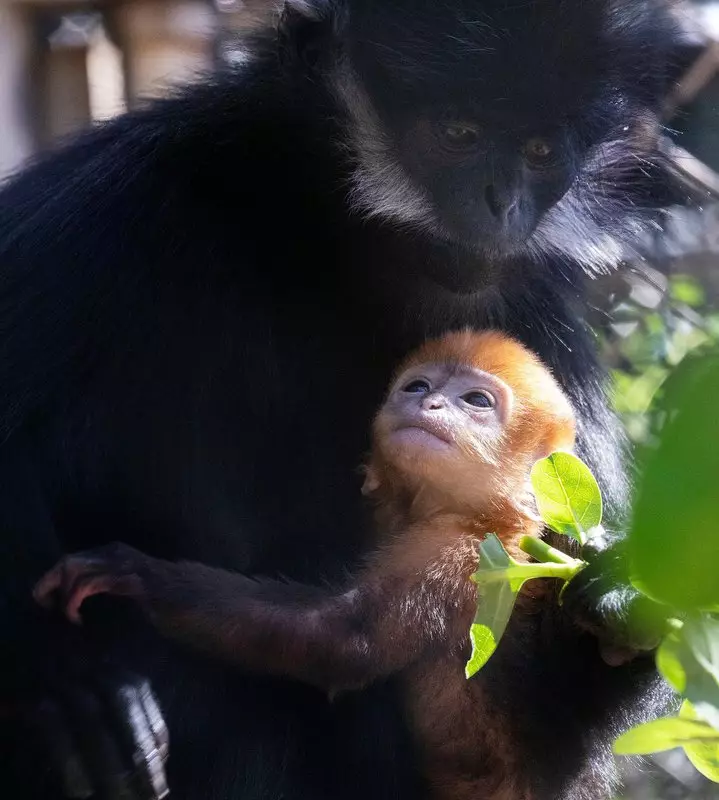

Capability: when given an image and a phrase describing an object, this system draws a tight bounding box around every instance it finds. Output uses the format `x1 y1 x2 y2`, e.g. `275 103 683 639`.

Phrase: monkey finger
33 557 103 609
69 573 147 622
33 563 67 608
63 574 125 624
34 559 142 623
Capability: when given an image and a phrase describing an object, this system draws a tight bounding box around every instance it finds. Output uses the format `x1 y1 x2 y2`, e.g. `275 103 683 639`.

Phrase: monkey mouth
392 421 454 451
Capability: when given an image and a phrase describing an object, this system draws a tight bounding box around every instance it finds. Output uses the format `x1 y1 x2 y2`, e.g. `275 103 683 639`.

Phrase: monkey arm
34 530 478 694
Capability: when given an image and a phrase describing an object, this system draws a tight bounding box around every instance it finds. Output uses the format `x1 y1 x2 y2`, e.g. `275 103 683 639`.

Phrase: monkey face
369 331 577 505
326 0 677 280
375 361 514 500
394 117 579 256
384 364 511 447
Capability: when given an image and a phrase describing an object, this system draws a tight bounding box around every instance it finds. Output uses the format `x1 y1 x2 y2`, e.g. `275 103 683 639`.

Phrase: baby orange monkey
35 330 575 800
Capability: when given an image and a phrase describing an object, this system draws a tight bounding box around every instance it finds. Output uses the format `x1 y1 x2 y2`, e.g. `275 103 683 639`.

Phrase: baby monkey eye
523 137 554 166
440 123 481 151
461 390 494 409
402 378 431 394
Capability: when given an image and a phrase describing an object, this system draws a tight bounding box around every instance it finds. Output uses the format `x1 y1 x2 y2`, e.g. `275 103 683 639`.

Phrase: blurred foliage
627 347 719 611
595 263 719 799
600 272 719 447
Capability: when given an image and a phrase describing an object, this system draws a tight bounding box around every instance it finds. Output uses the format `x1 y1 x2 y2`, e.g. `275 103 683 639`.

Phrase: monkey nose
422 394 446 411
484 184 519 223
485 185 502 218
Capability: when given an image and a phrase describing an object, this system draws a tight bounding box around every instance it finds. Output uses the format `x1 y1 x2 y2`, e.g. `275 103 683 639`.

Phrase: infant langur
35 330 576 800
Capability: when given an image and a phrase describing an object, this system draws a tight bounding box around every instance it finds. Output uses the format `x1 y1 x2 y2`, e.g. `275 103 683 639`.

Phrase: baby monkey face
368 333 576 508
380 362 513 462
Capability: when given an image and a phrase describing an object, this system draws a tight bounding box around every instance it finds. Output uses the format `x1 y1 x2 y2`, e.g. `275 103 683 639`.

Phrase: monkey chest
405 657 529 800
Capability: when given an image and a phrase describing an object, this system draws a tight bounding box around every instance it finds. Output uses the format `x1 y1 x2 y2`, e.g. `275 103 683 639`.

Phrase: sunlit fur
331 61 439 232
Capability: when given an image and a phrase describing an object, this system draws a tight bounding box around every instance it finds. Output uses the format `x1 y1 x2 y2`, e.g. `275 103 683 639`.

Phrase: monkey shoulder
0 62 329 265
0 48 342 436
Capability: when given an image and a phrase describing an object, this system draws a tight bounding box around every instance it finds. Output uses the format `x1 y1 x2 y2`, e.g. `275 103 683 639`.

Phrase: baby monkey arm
34 531 476 694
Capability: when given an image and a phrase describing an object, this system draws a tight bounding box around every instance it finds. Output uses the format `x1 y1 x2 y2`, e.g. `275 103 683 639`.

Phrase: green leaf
629 349 719 611
681 701 719 782
682 618 719 730
613 715 719 755
530 452 602 544
657 631 687 693
465 535 582 678
466 535 520 677
670 275 706 308
612 366 669 416
466 617 509 678
685 617 719 687
467 563 579 672
656 618 719 730
469 533 522 588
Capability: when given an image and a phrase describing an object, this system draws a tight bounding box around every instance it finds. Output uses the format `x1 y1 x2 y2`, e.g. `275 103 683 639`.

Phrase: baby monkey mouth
393 416 455 448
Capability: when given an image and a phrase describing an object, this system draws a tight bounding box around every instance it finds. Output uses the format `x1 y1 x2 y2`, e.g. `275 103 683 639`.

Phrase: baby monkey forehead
393 361 511 389
417 361 490 377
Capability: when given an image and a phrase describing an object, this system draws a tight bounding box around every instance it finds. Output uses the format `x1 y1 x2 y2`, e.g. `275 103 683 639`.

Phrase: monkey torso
367 506 546 800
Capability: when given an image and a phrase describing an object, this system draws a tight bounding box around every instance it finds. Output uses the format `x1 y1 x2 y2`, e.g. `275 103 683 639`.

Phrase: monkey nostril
422 394 445 411
484 184 501 219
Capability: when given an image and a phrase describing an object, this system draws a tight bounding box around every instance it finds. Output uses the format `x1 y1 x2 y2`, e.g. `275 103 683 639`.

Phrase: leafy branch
465 452 595 678
465 348 719 782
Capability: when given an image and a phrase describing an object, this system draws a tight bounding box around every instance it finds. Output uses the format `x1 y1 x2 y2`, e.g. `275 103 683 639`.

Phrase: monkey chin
422 235 533 295
439 207 538 254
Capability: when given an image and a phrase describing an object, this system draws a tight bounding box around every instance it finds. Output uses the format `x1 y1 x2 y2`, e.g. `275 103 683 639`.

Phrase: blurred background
2 0 719 796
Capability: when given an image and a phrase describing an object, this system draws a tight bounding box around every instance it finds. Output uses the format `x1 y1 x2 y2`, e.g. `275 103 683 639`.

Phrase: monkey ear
279 1 343 69
361 464 381 496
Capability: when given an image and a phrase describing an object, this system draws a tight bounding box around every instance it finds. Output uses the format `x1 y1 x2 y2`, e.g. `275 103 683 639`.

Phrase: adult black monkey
0 1 683 799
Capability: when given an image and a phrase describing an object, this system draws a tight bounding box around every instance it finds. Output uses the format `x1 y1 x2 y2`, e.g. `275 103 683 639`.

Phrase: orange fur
381 329 575 474
363 330 574 800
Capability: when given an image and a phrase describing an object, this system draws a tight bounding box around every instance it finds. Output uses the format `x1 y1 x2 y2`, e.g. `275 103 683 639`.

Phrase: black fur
0 1 685 798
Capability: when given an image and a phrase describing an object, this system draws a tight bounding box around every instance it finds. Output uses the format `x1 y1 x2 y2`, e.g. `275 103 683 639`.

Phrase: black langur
0 1 683 799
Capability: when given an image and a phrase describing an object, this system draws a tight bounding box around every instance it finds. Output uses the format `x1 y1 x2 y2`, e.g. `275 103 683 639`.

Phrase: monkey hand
34 543 152 625
556 530 670 667
28 543 169 800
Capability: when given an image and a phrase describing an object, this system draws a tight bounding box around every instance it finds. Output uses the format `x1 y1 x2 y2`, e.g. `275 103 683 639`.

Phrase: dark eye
440 123 481 151
462 390 494 409
402 379 431 394
523 137 554 166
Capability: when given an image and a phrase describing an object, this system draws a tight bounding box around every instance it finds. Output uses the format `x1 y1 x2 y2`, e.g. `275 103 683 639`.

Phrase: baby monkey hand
34 542 151 624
